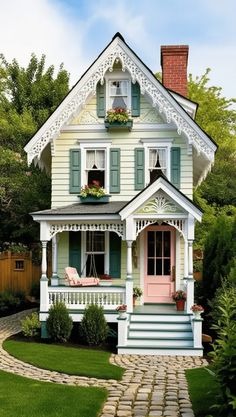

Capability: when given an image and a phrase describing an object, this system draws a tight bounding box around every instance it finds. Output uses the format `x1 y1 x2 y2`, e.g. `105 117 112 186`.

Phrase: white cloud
0 0 235 103
0 0 88 81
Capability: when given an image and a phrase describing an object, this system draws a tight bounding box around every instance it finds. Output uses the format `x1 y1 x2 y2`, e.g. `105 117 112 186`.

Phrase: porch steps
117 311 203 356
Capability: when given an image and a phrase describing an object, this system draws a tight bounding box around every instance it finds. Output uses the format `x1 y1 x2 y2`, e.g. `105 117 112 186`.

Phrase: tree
188 69 236 207
202 214 236 300
0 54 69 246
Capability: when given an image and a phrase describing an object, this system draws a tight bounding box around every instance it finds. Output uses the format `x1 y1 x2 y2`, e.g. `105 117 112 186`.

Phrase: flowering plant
116 304 127 311
99 274 112 280
80 182 106 198
191 304 204 312
133 287 143 298
106 107 131 123
172 290 187 301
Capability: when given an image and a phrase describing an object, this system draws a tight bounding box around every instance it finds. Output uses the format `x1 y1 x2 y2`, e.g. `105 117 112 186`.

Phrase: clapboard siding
51 93 193 207
57 232 69 279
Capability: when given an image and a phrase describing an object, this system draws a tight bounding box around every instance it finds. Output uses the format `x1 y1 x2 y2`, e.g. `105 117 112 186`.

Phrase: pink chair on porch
64 267 100 286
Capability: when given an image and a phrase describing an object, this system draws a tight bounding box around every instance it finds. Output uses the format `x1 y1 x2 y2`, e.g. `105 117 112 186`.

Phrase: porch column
126 240 133 313
186 239 194 313
40 240 49 312
51 235 59 286
184 238 188 278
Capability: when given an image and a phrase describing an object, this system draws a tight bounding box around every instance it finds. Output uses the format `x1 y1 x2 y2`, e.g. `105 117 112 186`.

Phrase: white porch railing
46 286 126 311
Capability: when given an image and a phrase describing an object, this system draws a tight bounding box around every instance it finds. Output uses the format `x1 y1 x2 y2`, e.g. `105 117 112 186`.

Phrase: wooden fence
0 251 51 294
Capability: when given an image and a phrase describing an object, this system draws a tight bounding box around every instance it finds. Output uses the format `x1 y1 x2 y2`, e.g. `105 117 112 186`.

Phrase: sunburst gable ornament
139 195 178 214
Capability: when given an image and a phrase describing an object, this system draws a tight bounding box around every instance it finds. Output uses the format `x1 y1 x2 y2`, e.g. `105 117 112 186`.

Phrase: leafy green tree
188 69 236 207
202 214 236 300
0 54 69 246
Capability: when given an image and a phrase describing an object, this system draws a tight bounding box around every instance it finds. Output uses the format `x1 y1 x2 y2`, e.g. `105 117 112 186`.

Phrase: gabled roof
24 32 217 166
119 173 202 222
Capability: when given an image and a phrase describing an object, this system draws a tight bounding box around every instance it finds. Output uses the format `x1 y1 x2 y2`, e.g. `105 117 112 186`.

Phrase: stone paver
0 310 208 417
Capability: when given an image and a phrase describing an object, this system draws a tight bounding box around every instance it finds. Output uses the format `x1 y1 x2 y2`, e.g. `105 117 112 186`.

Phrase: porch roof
31 201 127 216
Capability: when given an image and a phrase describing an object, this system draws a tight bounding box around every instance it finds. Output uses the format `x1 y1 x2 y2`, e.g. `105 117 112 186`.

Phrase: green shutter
96 82 106 117
110 148 120 193
171 147 181 189
135 148 145 190
131 82 140 116
69 232 81 274
70 149 81 194
109 233 121 278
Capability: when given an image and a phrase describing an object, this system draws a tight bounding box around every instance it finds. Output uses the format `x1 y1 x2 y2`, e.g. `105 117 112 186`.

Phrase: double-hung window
141 139 173 186
149 148 167 182
85 231 105 276
109 80 129 109
86 149 105 187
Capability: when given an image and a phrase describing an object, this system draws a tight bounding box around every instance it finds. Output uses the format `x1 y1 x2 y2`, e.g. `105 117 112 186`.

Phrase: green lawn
0 370 106 417
3 339 124 380
186 367 223 417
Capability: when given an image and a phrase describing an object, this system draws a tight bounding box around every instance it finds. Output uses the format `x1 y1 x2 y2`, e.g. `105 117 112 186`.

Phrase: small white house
24 33 217 355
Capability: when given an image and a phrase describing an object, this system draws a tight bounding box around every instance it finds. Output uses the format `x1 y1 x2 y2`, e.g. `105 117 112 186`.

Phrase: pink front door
144 226 175 303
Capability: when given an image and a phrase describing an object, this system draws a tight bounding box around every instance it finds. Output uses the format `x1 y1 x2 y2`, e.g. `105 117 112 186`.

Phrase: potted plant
172 290 186 311
79 182 110 203
105 107 133 130
191 304 204 319
193 260 203 281
116 304 127 318
133 287 143 306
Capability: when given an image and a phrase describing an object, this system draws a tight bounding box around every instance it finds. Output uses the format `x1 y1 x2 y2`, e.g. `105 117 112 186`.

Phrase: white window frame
81 231 109 277
85 149 106 186
105 72 131 111
141 138 173 186
79 141 112 191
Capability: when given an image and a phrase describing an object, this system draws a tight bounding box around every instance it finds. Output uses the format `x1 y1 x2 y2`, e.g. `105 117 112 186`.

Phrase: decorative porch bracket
49 222 125 239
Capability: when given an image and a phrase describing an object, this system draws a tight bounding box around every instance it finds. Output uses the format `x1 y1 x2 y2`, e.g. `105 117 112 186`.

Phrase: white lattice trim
135 218 186 239
27 39 215 165
135 220 156 237
50 222 125 239
165 219 186 240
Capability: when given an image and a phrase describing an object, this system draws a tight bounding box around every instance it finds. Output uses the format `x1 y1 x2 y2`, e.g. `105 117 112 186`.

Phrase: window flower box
105 120 133 131
79 183 110 203
79 195 110 204
105 107 133 131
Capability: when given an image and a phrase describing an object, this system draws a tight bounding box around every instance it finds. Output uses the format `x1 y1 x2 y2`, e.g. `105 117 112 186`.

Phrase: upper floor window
109 80 129 109
149 148 167 182
86 149 105 187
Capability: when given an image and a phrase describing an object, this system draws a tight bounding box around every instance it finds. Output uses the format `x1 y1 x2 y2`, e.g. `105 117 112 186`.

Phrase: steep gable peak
24 33 216 168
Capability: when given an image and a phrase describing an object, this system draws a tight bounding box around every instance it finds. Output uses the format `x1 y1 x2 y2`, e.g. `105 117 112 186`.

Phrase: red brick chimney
161 45 189 97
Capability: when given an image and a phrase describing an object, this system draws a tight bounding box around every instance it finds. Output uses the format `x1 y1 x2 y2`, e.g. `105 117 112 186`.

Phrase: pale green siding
57 232 69 279
51 91 193 207
112 239 140 286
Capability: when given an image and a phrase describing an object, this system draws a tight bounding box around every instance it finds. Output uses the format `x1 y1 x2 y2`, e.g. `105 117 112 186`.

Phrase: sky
0 0 236 101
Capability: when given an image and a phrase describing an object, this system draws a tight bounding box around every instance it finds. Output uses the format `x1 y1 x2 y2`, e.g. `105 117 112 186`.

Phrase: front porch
34 177 203 355
39 283 203 356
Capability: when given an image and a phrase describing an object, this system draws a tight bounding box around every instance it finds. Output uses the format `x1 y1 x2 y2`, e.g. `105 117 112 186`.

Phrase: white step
128 329 192 338
130 314 191 323
129 321 192 331
126 337 193 347
117 346 203 356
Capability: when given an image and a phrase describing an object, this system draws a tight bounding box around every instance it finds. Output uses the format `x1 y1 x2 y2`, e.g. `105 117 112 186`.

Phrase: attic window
109 80 129 109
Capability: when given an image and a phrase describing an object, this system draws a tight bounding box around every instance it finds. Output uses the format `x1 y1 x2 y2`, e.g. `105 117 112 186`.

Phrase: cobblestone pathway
0 310 208 417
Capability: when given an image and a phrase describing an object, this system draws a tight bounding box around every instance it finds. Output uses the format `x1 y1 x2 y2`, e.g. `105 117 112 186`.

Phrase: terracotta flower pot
133 295 137 307
176 300 185 311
